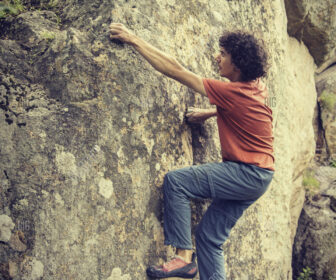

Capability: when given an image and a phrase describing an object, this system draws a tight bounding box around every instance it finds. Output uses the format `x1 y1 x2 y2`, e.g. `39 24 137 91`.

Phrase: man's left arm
186 107 217 123
109 23 207 96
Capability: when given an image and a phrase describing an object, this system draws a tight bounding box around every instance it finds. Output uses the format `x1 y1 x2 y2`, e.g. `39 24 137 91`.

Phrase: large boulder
284 0 336 66
292 28 336 280
0 1 318 279
315 60 336 162
292 166 336 280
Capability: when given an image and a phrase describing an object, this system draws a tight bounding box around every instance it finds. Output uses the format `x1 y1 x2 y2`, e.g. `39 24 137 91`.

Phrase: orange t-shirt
203 78 275 171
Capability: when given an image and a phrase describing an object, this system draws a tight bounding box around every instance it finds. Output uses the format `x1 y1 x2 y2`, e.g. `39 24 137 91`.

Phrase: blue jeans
163 161 274 280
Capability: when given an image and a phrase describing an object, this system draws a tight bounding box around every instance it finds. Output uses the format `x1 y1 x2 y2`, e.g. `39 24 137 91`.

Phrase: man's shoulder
203 78 236 92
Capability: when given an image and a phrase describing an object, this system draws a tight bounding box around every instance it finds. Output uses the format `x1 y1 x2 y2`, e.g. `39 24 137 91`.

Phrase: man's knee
164 171 176 188
164 168 189 190
195 222 210 245
164 171 184 197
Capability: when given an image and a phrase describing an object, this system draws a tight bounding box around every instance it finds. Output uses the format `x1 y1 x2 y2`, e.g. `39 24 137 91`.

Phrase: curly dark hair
219 31 268 82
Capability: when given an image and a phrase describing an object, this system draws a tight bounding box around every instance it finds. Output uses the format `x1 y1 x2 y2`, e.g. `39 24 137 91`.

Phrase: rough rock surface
315 61 336 162
284 0 336 66
0 0 320 279
292 165 336 280
0 215 14 242
292 46 336 279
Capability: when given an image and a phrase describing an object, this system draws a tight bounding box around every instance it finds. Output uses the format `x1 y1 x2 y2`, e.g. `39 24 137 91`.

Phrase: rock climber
109 23 275 280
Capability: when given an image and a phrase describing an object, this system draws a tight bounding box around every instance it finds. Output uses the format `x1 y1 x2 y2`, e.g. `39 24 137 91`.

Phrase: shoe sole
154 277 196 280
147 269 197 279
147 253 198 279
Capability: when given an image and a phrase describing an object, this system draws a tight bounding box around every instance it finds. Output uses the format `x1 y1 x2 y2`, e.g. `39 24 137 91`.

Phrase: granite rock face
292 22 336 280
292 166 336 280
315 61 336 162
284 0 336 66
0 215 15 243
0 0 321 279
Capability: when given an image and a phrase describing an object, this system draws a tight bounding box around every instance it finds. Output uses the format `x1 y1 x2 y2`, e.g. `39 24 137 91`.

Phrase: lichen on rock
0 215 15 243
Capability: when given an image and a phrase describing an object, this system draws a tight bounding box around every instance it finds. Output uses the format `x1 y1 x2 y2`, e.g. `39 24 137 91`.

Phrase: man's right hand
109 23 136 44
185 107 217 123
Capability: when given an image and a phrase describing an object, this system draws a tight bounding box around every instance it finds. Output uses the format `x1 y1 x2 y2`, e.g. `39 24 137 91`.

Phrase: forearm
186 107 217 123
131 36 184 78
204 108 217 119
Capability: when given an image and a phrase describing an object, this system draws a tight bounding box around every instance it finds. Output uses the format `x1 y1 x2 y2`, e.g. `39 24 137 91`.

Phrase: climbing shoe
146 252 197 279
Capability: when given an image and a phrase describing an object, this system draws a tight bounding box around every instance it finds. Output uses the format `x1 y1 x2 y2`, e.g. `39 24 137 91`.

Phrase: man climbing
109 23 275 280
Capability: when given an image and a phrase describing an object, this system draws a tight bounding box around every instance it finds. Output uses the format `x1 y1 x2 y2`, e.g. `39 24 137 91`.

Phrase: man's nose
215 53 220 62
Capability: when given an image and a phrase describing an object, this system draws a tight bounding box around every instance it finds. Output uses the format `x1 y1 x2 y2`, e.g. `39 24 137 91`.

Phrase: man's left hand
186 107 217 123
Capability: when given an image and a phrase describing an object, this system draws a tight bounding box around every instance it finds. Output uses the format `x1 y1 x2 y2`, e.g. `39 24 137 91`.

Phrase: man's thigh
165 165 212 199
166 161 272 202
190 161 271 201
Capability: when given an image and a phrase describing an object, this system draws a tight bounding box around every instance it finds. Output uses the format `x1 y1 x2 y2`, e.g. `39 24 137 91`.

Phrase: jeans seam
164 175 175 246
190 166 201 193
206 166 216 198
167 172 179 192
164 173 193 250
191 165 216 199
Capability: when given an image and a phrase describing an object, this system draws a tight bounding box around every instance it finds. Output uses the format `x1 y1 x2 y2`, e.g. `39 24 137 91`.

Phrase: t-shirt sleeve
202 78 235 111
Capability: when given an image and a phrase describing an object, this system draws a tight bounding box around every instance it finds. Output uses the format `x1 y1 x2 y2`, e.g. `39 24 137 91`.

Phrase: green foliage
319 91 336 112
0 0 61 19
36 0 59 9
46 0 58 8
0 0 24 18
55 13 61 25
302 174 320 188
41 31 55 42
302 170 320 198
329 159 336 168
329 276 336 280
302 170 320 188
297 267 313 280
